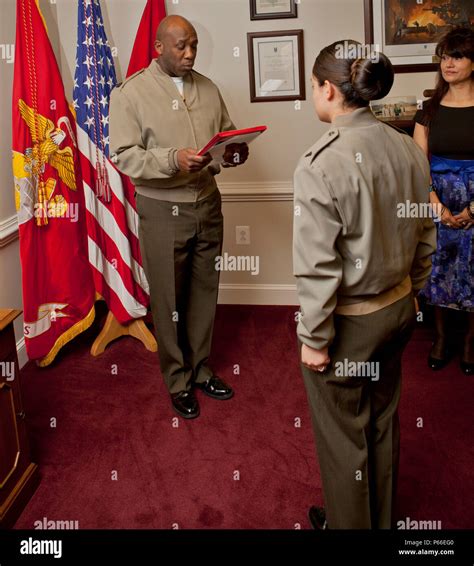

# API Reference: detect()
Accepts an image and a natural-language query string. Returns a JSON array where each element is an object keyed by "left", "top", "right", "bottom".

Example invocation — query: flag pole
[
  {"left": 91, "top": 293, "right": 156, "bottom": 356},
  {"left": 73, "top": 0, "right": 156, "bottom": 358},
  {"left": 90, "top": 0, "right": 166, "bottom": 357}
]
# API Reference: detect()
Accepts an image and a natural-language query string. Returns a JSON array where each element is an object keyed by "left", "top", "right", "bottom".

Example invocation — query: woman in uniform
[
  {"left": 413, "top": 27, "right": 474, "bottom": 375},
  {"left": 293, "top": 40, "right": 436, "bottom": 529}
]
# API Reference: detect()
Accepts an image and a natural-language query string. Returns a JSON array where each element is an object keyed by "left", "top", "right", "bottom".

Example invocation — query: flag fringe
[
  {"left": 34, "top": 0, "right": 48, "bottom": 32},
  {"left": 36, "top": 304, "right": 96, "bottom": 367}
]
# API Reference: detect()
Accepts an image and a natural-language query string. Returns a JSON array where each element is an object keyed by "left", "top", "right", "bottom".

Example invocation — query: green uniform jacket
[
  {"left": 109, "top": 59, "right": 235, "bottom": 202},
  {"left": 293, "top": 107, "right": 436, "bottom": 350}
]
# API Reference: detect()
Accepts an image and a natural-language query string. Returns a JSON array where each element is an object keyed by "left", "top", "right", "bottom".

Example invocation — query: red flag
[
  {"left": 127, "top": 0, "right": 166, "bottom": 77},
  {"left": 12, "top": 0, "right": 95, "bottom": 366}
]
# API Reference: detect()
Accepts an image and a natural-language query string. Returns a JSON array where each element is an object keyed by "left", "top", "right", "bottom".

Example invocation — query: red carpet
[{"left": 13, "top": 305, "right": 474, "bottom": 529}]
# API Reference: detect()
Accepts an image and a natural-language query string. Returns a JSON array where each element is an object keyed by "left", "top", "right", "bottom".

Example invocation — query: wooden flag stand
[{"left": 90, "top": 293, "right": 157, "bottom": 356}]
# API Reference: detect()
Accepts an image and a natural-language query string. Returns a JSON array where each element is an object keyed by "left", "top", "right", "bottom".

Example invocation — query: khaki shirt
[
  {"left": 109, "top": 60, "right": 236, "bottom": 202},
  {"left": 293, "top": 107, "right": 436, "bottom": 350}
]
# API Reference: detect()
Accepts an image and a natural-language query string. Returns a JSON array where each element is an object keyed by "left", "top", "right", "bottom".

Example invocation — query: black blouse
[{"left": 414, "top": 103, "right": 474, "bottom": 160}]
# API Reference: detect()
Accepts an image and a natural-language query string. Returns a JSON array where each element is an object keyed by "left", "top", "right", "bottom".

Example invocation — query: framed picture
[
  {"left": 364, "top": 0, "right": 474, "bottom": 73},
  {"left": 370, "top": 95, "right": 418, "bottom": 120},
  {"left": 247, "top": 30, "right": 305, "bottom": 103},
  {"left": 250, "top": 0, "right": 298, "bottom": 21}
]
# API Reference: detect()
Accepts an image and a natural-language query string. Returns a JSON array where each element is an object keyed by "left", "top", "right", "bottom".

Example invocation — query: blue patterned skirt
[{"left": 420, "top": 155, "right": 474, "bottom": 312}]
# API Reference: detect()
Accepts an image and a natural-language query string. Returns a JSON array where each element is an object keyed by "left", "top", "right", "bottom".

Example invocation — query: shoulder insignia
[{"left": 306, "top": 128, "right": 340, "bottom": 164}]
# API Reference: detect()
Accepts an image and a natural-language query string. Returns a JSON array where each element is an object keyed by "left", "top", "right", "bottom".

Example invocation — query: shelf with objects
[{"left": 373, "top": 90, "right": 435, "bottom": 135}]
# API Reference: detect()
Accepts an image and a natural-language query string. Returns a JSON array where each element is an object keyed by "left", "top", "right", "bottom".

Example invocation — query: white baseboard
[
  {"left": 14, "top": 290, "right": 295, "bottom": 368},
  {"left": 16, "top": 336, "right": 28, "bottom": 369},
  {"left": 218, "top": 283, "right": 298, "bottom": 305}
]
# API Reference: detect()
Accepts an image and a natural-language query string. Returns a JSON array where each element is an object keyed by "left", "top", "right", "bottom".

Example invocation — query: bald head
[
  {"left": 154, "top": 15, "right": 198, "bottom": 77},
  {"left": 156, "top": 15, "right": 196, "bottom": 42}
]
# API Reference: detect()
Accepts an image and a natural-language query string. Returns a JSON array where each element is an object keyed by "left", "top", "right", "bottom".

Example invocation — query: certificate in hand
[{"left": 197, "top": 125, "right": 267, "bottom": 162}]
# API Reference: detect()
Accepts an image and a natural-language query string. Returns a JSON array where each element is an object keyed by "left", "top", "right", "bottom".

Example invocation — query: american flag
[{"left": 73, "top": 0, "right": 149, "bottom": 323}]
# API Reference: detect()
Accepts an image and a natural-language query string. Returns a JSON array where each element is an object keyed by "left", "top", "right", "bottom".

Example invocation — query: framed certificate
[
  {"left": 250, "top": 0, "right": 298, "bottom": 20},
  {"left": 247, "top": 30, "right": 306, "bottom": 103}
]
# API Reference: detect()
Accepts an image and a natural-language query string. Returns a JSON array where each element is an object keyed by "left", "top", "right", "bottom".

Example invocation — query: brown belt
[{"left": 335, "top": 276, "right": 412, "bottom": 316}]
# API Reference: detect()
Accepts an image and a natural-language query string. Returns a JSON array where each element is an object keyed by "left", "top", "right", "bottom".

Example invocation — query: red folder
[{"left": 197, "top": 125, "right": 267, "bottom": 158}]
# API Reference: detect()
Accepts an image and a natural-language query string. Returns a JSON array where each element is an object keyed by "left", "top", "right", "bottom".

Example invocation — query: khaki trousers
[
  {"left": 301, "top": 292, "right": 416, "bottom": 529},
  {"left": 136, "top": 190, "right": 223, "bottom": 395}
]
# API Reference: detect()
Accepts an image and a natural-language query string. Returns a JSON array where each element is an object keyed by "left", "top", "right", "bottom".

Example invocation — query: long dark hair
[
  {"left": 421, "top": 27, "right": 474, "bottom": 127},
  {"left": 312, "top": 40, "right": 394, "bottom": 108}
]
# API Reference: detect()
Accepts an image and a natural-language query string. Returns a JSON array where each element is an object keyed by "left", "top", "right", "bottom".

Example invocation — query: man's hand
[
  {"left": 177, "top": 148, "right": 212, "bottom": 173},
  {"left": 222, "top": 143, "right": 249, "bottom": 168},
  {"left": 301, "top": 344, "right": 330, "bottom": 373}
]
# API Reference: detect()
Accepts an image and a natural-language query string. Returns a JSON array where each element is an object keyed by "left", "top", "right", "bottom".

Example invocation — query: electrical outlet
[{"left": 236, "top": 226, "right": 250, "bottom": 245}]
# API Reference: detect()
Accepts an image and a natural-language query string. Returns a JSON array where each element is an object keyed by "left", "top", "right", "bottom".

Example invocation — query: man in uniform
[{"left": 109, "top": 15, "right": 248, "bottom": 419}]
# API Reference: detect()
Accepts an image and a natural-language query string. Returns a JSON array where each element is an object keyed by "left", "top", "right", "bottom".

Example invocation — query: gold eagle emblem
[{"left": 18, "top": 99, "right": 77, "bottom": 190}]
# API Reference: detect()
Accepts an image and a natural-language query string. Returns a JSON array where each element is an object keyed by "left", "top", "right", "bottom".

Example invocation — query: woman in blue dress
[{"left": 414, "top": 27, "right": 474, "bottom": 375}]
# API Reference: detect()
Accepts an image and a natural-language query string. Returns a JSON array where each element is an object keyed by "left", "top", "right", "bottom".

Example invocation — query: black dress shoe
[
  {"left": 427, "top": 342, "right": 452, "bottom": 370},
  {"left": 308, "top": 506, "right": 328, "bottom": 530},
  {"left": 171, "top": 390, "right": 200, "bottom": 419},
  {"left": 195, "top": 375, "right": 234, "bottom": 400},
  {"left": 428, "top": 355, "right": 450, "bottom": 370},
  {"left": 460, "top": 360, "right": 474, "bottom": 375}
]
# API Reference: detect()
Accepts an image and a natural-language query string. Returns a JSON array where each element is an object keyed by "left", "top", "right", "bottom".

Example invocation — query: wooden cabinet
[
  {"left": 0, "top": 309, "right": 39, "bottom": 528},
  {"left": 378, "top": 118, "right": 415, "bottom": 136}
]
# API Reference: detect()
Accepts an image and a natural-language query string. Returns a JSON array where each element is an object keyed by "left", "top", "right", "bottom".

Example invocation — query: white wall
[
  {"left": 1, "top": 0, "right": 438, "bottom": 331},
  {"left": 0, "top": 0, "right": 25, "bottom": 353}
]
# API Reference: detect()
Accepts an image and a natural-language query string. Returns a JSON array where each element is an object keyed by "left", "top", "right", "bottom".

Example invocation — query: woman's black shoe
[
  {"left": 460, "top": 360, "right": 474, "bottom": 375},
  {"left": 427, "top": 341, "right": 451, "bottom": 370},
  {"left": 427, "top": 355, "right": 450, "bottom": 370}
]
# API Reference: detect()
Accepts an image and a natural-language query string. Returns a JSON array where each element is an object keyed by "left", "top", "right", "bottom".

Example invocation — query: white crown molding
[
  {"left": 0, "top": 214, "right": 19, "bottom": 248},
  {"left": 219, "top": 181, "right": 294, "bottom": 202},
  {"left": 218, "top": 283, "right": 298, "bottom": 306}
]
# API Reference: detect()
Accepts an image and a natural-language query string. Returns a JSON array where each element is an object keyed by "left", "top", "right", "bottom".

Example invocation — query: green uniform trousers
[
  {"left": 136, "top": 189, "right": 223, "bottom": 395},
  {"left": 300, "top": 292, "right": 416, "bottom": 529}
]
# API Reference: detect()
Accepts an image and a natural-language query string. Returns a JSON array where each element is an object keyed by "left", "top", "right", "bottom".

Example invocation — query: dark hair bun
[{"left": 350, "top": 54, "right": 394, "bottom": 101}]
